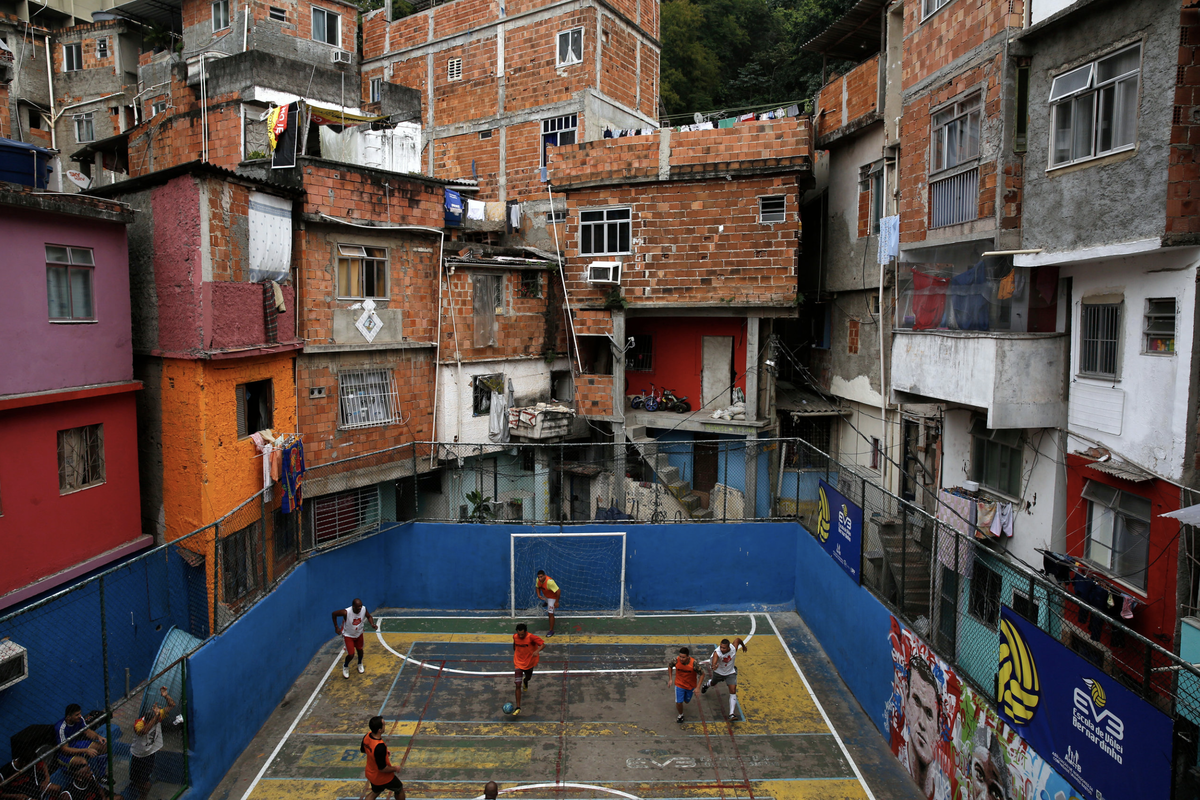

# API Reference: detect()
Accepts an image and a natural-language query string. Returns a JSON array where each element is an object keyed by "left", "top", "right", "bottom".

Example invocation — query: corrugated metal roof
[
  {"left": 777, "top": 382, "right": 848, "bottom": 416},
  {"left": 801, "top": 0, "right": 886, "bottom": 60},
  {"left": 1086, "top": 459, "right": 1153, "bottom": 483}
]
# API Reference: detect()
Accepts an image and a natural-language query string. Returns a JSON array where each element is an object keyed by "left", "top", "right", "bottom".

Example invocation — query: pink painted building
[{"left": 0, "top": 184, "right": 148, "bottom": 610}]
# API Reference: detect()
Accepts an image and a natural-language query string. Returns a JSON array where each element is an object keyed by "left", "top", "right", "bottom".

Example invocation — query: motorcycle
[{"left": 660, "top": 387, "right": 691, "bottom": 413}]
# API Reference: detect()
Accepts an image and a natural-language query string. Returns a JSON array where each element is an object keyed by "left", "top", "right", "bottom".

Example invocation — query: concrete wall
[
  {"left": 1020, "top": 0, "right": 1177, "bottom": 252},
  {"left": 436, "top": 357, "right": 567, "bottom": 444},
  {"left": 0, "top": 206, "right": 133, "bottom": 396}
]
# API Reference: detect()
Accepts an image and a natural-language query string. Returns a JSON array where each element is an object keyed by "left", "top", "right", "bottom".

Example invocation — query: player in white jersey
[
  {"left": 701, "top": 637, "right": 747, "bottom": 721},
  {"left": 333, "top": 598, "right": 377, "bottom": 679}
]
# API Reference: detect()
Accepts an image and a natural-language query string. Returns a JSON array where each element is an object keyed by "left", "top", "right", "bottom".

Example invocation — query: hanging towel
[
  {"left": 1121, "top": 596, "right": 1136, "bottom": 619},
  {"left": 261, "top": 443, "right": 273, "bottom": 502},
  {"left": 937, "top": 489, "right": 976, "bottom": 537},
  {"left": 739, "top": 113, "right": 755, "bottom": 122},
  {"left": 271, "top": 447, "right": 282, "bottom": 482},
  {"left": 911, "top": 269, "right": 949, "bottom": 330},
  {"left": 488, "top": 390, "right": 509, "bottom": 443},
  {"left": 786, "top": 104, "right": 801, "bottom": 117},
  {"left": 466, "top": 199, "right": 486, "bottom": 220},
  {"left": 976, "top": 501, "right": 998, "bottom": 536},
  {"left": 485, "top": 201, "right": 506, "bottom": 222},
  {"left": 718, "top": 118, "right": 736, "bottom": 128},
  {"left": 990, "top": 503, "right": 1014, "bottom": 537},
  {"left": 281, "top": 439, "right": 305, "bottom": 514}
]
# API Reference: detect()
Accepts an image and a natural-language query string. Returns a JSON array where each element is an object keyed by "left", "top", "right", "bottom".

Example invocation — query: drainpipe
[
  {"left": 879, "top": 158, "right": 889, "bottom": 491},
  {"left": 430, "top": 228, "right": 445, "bottom": 468},
  {"left": 46, "top": 39, "right": 57, "bottom": 190}
]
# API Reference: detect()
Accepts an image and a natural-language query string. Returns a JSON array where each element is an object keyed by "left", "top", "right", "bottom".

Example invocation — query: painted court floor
[{"left": 215, "top": 612, "right": 924, "bottom": 800}]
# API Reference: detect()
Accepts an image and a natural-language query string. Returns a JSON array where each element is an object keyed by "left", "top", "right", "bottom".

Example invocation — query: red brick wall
[
  {"left": 0, "top": 83, "right": 10, "bottom": 141},
  {"left": 639, "top": 45, "right": 659, "bottom": 119},
  {"left": 436, "top": 130, "right": 503, "bottom": 196},
  {"left": 560, "top": 173, "right": 800, "bottom": 307},
  {"left": 902, "top": 0, "right": 1022, "bottom": 91},
  {"left": 294, "top": 161, "right": 445, "bottom": 227},
  {"left": 572, "top": 309, "right": 613, "bottom": 336},
  {"left": 574, "top": 373, "right": 614, "bottom": 416},
  {"left": 504, "top": 9, "right": 599, "bottom": 114},
  {"left": 443, "top": 269, "right": 559, "bottom": 361},
  {"left": 505, "top": 119, "right": 546, "bottom": 200},
  {"left": 815, "top": 55, "right": 879, "bottom": 140},
  {"left": 601, "top": 15, "right": 638, "bottom": 110},
  {"left": 1169, "top": 4, "right": 1200, "bottom": 239},
  {"left": 435, "top": 38, "right": 499, "bottom": 123}
]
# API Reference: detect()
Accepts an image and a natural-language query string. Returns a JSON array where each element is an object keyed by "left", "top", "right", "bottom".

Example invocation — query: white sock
[{"left": 729, "top": 695, "right": 737, "bottom": 715}]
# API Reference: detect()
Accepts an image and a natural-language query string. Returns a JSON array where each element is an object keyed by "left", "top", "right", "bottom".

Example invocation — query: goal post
[{"left": 510, "top": 532, "right": 627, "bottom": 617}]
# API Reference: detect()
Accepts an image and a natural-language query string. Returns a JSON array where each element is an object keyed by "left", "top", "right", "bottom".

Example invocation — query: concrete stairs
[
  {"left": 875, "top": 515, "right": 931, "bottom": 620},
  {"left": 627, "top": 426, "right": 713, "bottom": 520}
]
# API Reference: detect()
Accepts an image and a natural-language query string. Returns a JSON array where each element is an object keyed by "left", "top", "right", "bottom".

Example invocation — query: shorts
[
  {"left": 344, "top": 634, "right": 365, "bottom": 654},
  {"left": 545, "top": 598, "right": 557, "bottom": 612},
  {"left": 370, "top": 776, "right": 404, "bottom": 793},
  {"left": 675, "top": 687, "right": 695, "bottom": 704},
  {"left": 709, "top": 670, "right": 737, "bottom": 686},
  {"left": 130, "top": 753, "right": 156, "bottom": 785},
  {"left": 514, "top": 667, "right": 535, "bottom": 684}
]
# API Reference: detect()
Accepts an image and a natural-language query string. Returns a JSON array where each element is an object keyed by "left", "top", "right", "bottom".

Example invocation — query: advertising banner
[
  {"left": 996, "top": 606, "right": 1173, "bottom": 800},
  {"left": 817, "top": 479, "right": 863, "bottom": 584}
]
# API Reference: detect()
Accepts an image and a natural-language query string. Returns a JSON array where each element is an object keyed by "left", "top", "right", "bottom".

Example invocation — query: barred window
[
  {"left": 313, "top": 485, "right": 380, "bottom": 544},
  {"left": 336, "top": 244, "right": 388, "bottom": 299},
  {"left": 221, "top": 521, "right": 260, "bottom": 602},
  {"left": 968, "top": 559, "right": 1001, "bottom": 627},
  {"left": 780, "top": 415, "right": 832, "bottom": 469},
  {"left": 338, "top": 370, "right": 400, "bottom": 429},
  {"left": 626, "top": 334, "right": 653, "bottom": 371},
  {"left": 518, "top": 270, "right": 542, "bottom": 299},
  {"left": 1080, "top": 302, "right": 1121, "bottom": 378},
  {"left": 473, "top": 373, "right": 505, "bottom": 416},
  {"left": 58, "top": 424, "right": 105, "bottom": 494},
  {"left": 1144, "top": 298, "right": 1175, "bottom": 354}
]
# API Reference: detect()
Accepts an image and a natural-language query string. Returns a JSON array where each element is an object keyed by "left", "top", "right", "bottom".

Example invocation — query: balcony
[{"left": 891, "top": 330, "right": 1068, "bottom": 429}]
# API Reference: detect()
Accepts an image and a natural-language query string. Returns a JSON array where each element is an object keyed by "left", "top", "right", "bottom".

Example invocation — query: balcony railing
[{"left": 929, "top": 167, "right": 979, "bottom": 228}]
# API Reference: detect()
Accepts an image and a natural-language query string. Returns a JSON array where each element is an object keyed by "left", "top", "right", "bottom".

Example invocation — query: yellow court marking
[
  {"left": 249, "top": 780, "right": 366, "bottom": 800},
  {"left": 758, "top": 779, "right": 870, "bottom": 800}
]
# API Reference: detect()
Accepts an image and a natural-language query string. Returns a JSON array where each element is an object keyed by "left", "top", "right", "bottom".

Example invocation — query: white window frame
[
  {"left": 96, "top": 37, "right": 109, "bottom": 58},
  {"left": 556, "top": 27, "right": 583, "bottom": 67},
  {"left": 1143, "top": 297, "right": 1176, "bottom": 355},
  {"left": 370, "top": 77, "right": 382, "bottom": 103},
  {"left": 580, "top": 207, "right": 632, "bottom": 256},
  {"left": 541, "top": 114, "right": 578, "bottom": 166},
  {"left": 63, "top": 42, "right": 82, "bottom": 72},
  {"left": 1079, "top": 301, "right": 1122, "bottom": 379},
  {"left": 1048, "top": 43, "right": 1140, "bottom": 169},
  {"left": 931, "top": 93, "right": 980, "bottom": 174},
  {"left": 447, "top": 57, "right": 462, "bottom": 82},
  {"left": 58, "top": 424, "right": 105, "bottom": 494},
  {"left": 212, "top": 0, "right": 230, "bottom": 31},
  {"left": 338, "top": 369, "right": 401, "bottom": 429},
  {"left": 312, "top": 6, "right": 340, "bottom": 47},
  {"left": 759, "top": 195, "right": 786, "bottom": 224},
  {"left": 336, "top": 244, "right": 388, "bottom": 300},
  {"left": 921, "top": 0, "right": 952, "bottom": 21},
  {"left": 1082, "top": 479, "right": 1151, "bottom": 591},
  {"left": 152, "top": 99, "right": 169, "bottom": 116},
  {"left": 46, "top": 245, "right": 96, "bottom": 321}
]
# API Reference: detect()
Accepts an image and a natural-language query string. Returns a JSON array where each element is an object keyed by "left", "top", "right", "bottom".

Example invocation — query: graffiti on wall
[{"left": 886, "top": 615, "right": 1080, "bottom": 800}]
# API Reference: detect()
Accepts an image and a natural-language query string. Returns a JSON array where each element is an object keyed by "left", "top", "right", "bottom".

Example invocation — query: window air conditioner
[
  {"left": 332, "top": 49, "right": 352, "bottom": 64},
  {"left": 0, "top": 640, "right": 28, "bottom": 692},
  {"left": 586, "top": 261, "right": 621, "bottom": 285}
]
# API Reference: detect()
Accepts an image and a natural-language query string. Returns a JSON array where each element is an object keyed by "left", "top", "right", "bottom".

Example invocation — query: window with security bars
[
  {"left": 96, "top": 38, "right": 108, "bottom": 58},
  {"left": 447, "top": 57, "right": 462, "bottom": 81},
  {"left": 236, "top": 380, "right": 273, "bottom": 438},
  {"left": 760, "top": 196, "right": 786, "bottom": 224},
  {"left": 970, "top": 419, "right": 1022, "bottom": 498},
  {"left": 518, "top": 270, "right": 542, "bottom": 299},
  {"left": 580, "top": 208, "right": 631, "bottom": 255},
  {"left": 1049, "top": 44, "right": 1140, "bottom": 168},
  {"left": 58, "top": 424, "right": 104, "bottom": 494},
  {"left": 1080, "top": 302, "right": 1121, "bottom": 377},
  {"left": 337, "top": 244, "right": 388, "bottom": 299},
  {"left": 541, "top": 114, "right": 577, "bottom": 166},
  {"left": 1011, "top": 590, "right": 1040, "bottom": 624},
  {"left": 968, "top": 559, "right": 1001, "bottom": 627},
  {"left": 338, "top": 370, "right": 400, "bottom": 429},
  {"left": 1082, "top": 479, "right": 1151, "bottom": 590},
  {"left": 313, "top": 486, "right": 380, "bottom": 544},
  {"left": 46, "top": 245, "right": 95, "bottom": 320},
  {"left": 780, "top": 415, "right": 832, "bottom": 469},
  {"left": 626, "top": 334, "right": 653, "bottom": 371},
  {"left": 557, "top": 28, "right": 583, "bottom": 66},
  {"left": 1144, "top": 298, "right": 1175, "bottom": 354},
  {"left": 221, "top": 521, "right": 260, "bottom": 603}
]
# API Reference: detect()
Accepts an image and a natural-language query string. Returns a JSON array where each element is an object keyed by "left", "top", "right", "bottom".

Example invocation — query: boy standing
[
  {"left": 667, "top": 647, "right": 704, "bottom": 723},
  {"left": 333, "top": 599, "right": 377, "bottom": 679}
]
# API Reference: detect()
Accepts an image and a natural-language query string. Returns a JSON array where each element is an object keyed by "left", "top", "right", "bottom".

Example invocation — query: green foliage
[
  {"left": 603, "top": 289, "right": 630, "bottom": 309},
  {"left": 465, "top": 490, "right": 497, "bottom": 522},
  {"left": 659, "top": 0, "right": 859, "bottom": 119}
]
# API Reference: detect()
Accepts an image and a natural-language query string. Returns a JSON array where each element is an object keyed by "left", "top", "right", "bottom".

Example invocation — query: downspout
[
  {"left": 546, "top": 182, "right": 580, "bottom": 373},
  {"left": 430, "top": 228, "right": 445, "bottom": 467},
  {"left": 199, "top": 53, "right": 208, "bottom": 162},
  {"left": 879, "top": 158, "right": 889, "bottom": 491},
  {"left": 243, "top": 0, "right": 250, "bottom": 51},
  {"left": 46, "top": 39, "right": 58, "bottom": 190}
]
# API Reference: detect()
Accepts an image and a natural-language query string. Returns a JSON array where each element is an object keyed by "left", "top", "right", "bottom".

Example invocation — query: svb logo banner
[
  {"left": 996, "top": 606, "right": 1173, "bottom": 800},
  {"left": 816, "top": 480, "right": 863, "bottom": 584}
]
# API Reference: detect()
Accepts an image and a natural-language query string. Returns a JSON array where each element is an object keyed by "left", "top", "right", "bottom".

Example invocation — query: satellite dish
[
  {"left": 693, "top": 112, "right": 704, "bottom": 124},
  {"left": 66, "top": 170, "right": 91, "bottom": 189}
]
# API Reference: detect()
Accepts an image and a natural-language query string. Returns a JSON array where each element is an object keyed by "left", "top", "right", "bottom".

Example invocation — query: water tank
[{"left": 0, "top": 137, "right": 55, "bottom": 188}]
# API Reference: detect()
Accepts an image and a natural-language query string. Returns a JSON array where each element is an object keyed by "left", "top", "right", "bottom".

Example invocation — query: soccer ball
[{"left": 503, "top": 702, "right": 515, "bottom": 715}]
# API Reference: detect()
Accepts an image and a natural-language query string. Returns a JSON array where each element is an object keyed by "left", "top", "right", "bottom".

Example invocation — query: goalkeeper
[{"left": 535, "top": 570, "right": 560, "bottom": 637}]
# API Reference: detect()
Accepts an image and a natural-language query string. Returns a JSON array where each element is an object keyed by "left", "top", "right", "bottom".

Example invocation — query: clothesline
[
  {"left": 250, "top": 430, "right": 306, "bottom": 514},
  {"left": 1039, "top": 548, "right": 1140, "bottom": 630}
]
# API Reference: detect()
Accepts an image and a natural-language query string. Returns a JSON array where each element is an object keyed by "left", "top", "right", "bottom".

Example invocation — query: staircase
[
  {"left": 626, "top": 427, "right": 714, "bottom": 520},
  {"left": 874, "top": 513, "right": 931, "bottom": 620}
]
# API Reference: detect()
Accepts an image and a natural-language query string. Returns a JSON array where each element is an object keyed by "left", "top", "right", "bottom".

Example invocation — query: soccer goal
[{"left": 510, "top": 532, "right": 627, "bottom": 617}]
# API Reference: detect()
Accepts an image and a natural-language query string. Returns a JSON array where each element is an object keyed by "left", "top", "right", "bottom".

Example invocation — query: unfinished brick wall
[
  {"left": 574, "top": 374, "right": 614, "bottom": 416},
  {"left": 1168, "top": 3, "right": 1200, "bottom": 240},
  {"left": 815, "top": 55, "right": 879, "bottom": 140},
  {"left": 572, "top": 309, "right": 614, "bottom": 336},
  {"left": 0, "top": 82, "right": 10, "bottom": 140},
  {"left": 294, "top": 160, "right": 445, "bottom": 227},
  {"left": 442, "top": 268, "right": 560, "bottom": 361},
  {"left": 435, "top": 130, "right": 502, "bottom": 196},
  {"left": 902, "top": 0, "right": 1023, "bottom": 91},
  {"left": 435, "top": 37, "right": 500, "bottom": 123},
  {"left": 125, "top": 69, "right": 245, "bottom": 175},
  {"left": 639, "top": 46, "right": 659, "bottom": 119},
  {"left": 600, "top": 15, "right": 638, "bottom": 110}
]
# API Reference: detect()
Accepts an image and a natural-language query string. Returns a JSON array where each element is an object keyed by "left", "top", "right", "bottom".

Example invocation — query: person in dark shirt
[
  {"left": 0, "top": 754, "right": 49, "bottom": 800},
  {"left": 51, "top": 758, "right": 103, "bottom": 800}
]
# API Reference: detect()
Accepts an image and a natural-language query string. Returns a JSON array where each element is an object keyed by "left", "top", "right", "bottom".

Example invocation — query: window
[
  {"left": 96, "top": 37, "right": 108, "bottom": 58},
  {"left": 779, "top": 416, "right": 832, "bottom": 469},
  {"left": 1080, "top": 302, "right": 1121, "bottom": 377},
  {"left": 312, "top": 7, "right": 340, "bottom": 46},
  {"left": 1144, "top": 298, "right": 1176, "bottom": 354},
  {"left": 921, "top": 0, "right": 951, "bottom": 20},
  {"left": 272, "top": 506, "right": 299, "bottom": 564},
  {"left": 369, "top": 77, "right": 382, "bottom": 103},
  {"left": 548, "top": 210, "right": 567, "bottom": 224},
  {"left": 760, "top": 195, "right": 786, "bottom": 224},
  {"left": 1011, "top": 590, "right": 1040, "bottom": 624},
  {"left": 212, "top": 0, "right": 230, "bottom": 31},
  {"left": 937, "top": 566, "right": 958, "bottom": 652},
  {"left": 472, "top": 274, "right": 503, "bottom": 347},
  {"left": 269, "top": 5, "right": 286, "bottom": 20},
  {"left": 46, "top": 245, "right": 95, "bottom": 320},
  {"left": 870, "top": 437, "right": 881, "bottom": 470},
  {"left": 447, "top": 57, "right": 462, "bottom": 81},
  {"left": 970, "top": 419, "right": 1022, "bottom": 498},
  {"left": 557, "top": 27, "right": 583, "bottom": 66},
  {"left": 541, "top": 114, "right": 577, "bottom": 166},
  {"left": 870, "top": 169, "right": 884, "bottom": 234},
  {"left": 220, "top": 522, "right": 260, "bottom": 603},
  {"left": 313, "top": 486, "right": 381, "bottom": 544},
  {"left": 518, "top": 270, "right": 542, "bottom": 299},
  {"left": 151, "top": 100, "right": 168, "bottom": 115},
  {"left": 338, "top": 370, "right": 400, "bottom": 429},
  {"left": 932, "top": 93, "right": 980, "bottom": 173},
  {"left": 63, "top": 42, "right": 82, "bottom": 71},
  {"left": 479, "top": 129, "right": 493, "bottom": 139},
  {"left": 336, "top": 244, "right": 388, "bottom": 299},
  {"left": 1049, "top": 44, "right": 1140, "bottom": 167},
  {"left": 73, "top": 113, "right": 94, "bottom": 143},
  {"left": 1082, "top": 479, "right": 1151, "bottom": 590},
  {"left": 627, "top": 334, "right": 653, "bottom": 371},
  {"left": 472, "top": 373, "right": 505, "bottom": 416},
  {"left": 236, "top": 380, "right": 273, "bottom": 438},
  {"left": 969, "top": 559, "right": 1002, "bottom": 626},
  {"left": 1014, "top": 65, "right": 1030, "bottom": 153},
  {"left": 58, "top": 424, "right": 104, "bottom": 494},
  {"left": 580, "top": 207, "right": 631, "bottom": 255}
]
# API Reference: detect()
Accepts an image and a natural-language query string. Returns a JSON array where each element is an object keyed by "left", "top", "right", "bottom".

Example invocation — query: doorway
[{"left": 701, "top": 336, "right": 734, "bottom": 410}]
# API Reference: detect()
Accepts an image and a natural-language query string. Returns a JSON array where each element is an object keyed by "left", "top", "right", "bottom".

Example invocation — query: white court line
[
  {"left": 238, "top": 648, "right": 344, "bottom": 800},
  {"left": 378, "top": 612, "right": 757, "bottom": 619},
  {"left": 765, "top": 613, "right": 877, "bottom": 800},
  {"left": 373, "top": 615, "right": 756, "bottom": 676},
  {"left": 476, "top": 783, "right": 643, "bottom": 800}
]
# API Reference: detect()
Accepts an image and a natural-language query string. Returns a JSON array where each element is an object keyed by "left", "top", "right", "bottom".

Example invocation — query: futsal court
[{"left": 235, "top": 612, "right": 881, "bottom": 800}]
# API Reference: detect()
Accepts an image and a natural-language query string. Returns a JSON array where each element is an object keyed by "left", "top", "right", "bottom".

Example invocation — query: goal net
[{"left": 510, "top": 532, "right": 627, "bottom": 617}]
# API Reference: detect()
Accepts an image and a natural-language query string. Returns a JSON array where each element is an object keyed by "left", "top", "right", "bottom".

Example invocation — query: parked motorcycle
[{"left": 660, "top": 387, "right": 691, "bottom": 413}]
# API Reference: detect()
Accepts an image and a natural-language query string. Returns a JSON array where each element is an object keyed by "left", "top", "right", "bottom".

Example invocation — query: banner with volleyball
[
  {"left": 816, "top": 480, "right": 862, "bottom": 584},
  {"left": 996, "top": 606, "right": 1173, "bottom": 800}
]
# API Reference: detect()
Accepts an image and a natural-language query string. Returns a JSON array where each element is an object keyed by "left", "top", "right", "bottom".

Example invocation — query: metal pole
[
  {"left": 181, "top": 658, "right": 191, "bottom": 789},
  {"left": 900, "top": 502, "right": 908, "bottom": 616},
  {"left": 99, "top": 575, "right": 114, "bottom": 799},
  {"left": 411, "top": 442, "right": 419, "bottom": 519}
]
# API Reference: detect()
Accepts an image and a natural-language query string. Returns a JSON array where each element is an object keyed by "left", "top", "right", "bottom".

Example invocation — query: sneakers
[
  {"left": 676, "top": 714, "right": 684, "bottom": 723},
  {"left": 342, "top": 665, "right": 350, "bottom": 679},
  {"left": 546, "top": 630, "right": 555, "bottom": 638},
  {"left": 728, "top": 713, "right": 738, "bottom": 722},
  {"left": 701, "top": 682, "right": 709, "bottom": 694},
  {"left": 512, "top": 707, "right": 521, "bottom": 716},
  {"left": 522, "top": 677, "right": 530, "bottom": 690},
  {"left": 358, "top": 663, "right": 365, "bottom": 674}
]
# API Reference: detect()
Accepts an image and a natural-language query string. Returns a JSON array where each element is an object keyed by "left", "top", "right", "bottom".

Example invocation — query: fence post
[
  {"left": 1144, "top": 640, "right": 1154, "bottom": 700},
  {"left": 900, "top": 500, "right": 908, "bottom": 616},
  {"left": 99, "top": 574, "right": 114, "bottom": 799},
  {"left": 181, "top": 657, "right": 191, "bottom": 789},
  {"left": 411, "top": 442, "right": 419, "bottom": 519}
]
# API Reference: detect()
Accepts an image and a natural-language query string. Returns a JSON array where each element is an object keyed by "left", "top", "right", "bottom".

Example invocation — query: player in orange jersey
[
  {"left": 668, "top": 646, "right": 705, "bottom": 723},
  {"left": 535, "top": 570, "right": 560, "bottom": 637},
  {"left": 512, "top": 623, "right": 546, "bottom": 716}
]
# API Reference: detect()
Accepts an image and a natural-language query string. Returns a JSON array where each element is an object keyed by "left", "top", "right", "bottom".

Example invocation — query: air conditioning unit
[
  {"left": 586, "top": 261, "right": 621, "bottom": 285},
  {"left": 0, "top": 640, "right": 28, "bottom": 692},
  {"left": 332, "top": 49, "right": 352, "bottom": 64}
]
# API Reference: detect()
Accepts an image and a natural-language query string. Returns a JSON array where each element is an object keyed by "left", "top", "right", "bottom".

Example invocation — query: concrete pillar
[
  {"left": 534, "top": 447, "right": 552, "bottom": 522},
  {"left": 745, "top": 316, "right": 759, "bottom": 420},
  {"left": 611, "top": 309, "right": 627, "bottom": 510},
  {"left": 744, "top": 436, "right": 757, "bottom": 520}
]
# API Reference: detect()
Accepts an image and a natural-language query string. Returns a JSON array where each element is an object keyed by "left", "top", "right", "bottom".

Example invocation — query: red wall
[
  {"left": 624, "top": 317, "right": 748, "bottom": 408},
  {"left": 1063, "top": 453, "right": 1180, "bottom": 647},
  {"left": 0, "top": 392, "right": 143, "bottom": 599}
]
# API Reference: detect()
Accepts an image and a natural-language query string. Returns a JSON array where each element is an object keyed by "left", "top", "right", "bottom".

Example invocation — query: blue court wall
[{"left": 792, "top": 522, "right": 894, "bottom": 735}]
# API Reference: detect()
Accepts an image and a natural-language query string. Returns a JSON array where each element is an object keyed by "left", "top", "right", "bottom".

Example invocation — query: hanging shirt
[{"left": 281, "top": 439, "right": 305, "bottom": 514}]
